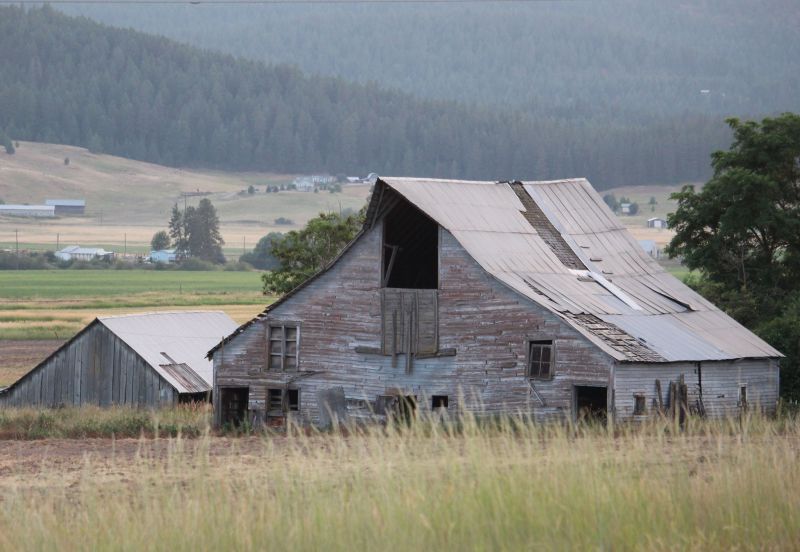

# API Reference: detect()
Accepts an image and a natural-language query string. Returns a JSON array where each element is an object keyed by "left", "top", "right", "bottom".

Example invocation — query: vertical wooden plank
[
  {"left": 281, "top": 324, "right": 286, "bottom": 371},
  {"left": 131, "top": 355, "right": 140, "bottom": 407},
  {"left": 101, "top": 330, "right": 112, "bottom": 407},
  {"left": 137, "top": 362, "right": 146, "bottom": 406},
  {"left": 126, "top": 348, "right": 135, "bottom": 405},
  {"left": 112, "top": 341, "right": 119, "bottom": 404}
]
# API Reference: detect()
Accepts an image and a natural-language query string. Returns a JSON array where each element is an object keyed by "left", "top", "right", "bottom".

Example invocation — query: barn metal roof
[
  {"left": 377, "top": 177, "right": 781, "bottom": 362},
  {"left": 99, "top": 311, "right": 237, "bottom": 393},
  {"left": 209, "top": 177, "right": 781, "bottom": 363}
]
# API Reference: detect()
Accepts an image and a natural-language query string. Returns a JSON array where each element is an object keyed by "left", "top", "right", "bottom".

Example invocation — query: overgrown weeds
[
  {"left": 0, "top": 412, "right": 797, "bottom": 550},
  {"left": 0, "top": 404, "right": 210, "bottom": 439}
]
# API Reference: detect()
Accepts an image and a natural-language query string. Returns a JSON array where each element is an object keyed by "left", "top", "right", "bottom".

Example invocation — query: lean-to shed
[
  {"left": 209, "top": 178, "right": 781, "bottom": 427},
  {"left": 0, "top": 311, "right": 237, "bottom": 408}
]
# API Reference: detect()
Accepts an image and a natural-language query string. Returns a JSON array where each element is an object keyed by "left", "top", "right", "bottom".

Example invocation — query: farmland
[
  {"left": 0, "top": 141, "right": 372, "bottom": 257},
  {"left": 0, "top": 413, "right": 797, "bottom": 550},
  {"left": 0, "top": 269, "right": 268, "bottom": 386}
]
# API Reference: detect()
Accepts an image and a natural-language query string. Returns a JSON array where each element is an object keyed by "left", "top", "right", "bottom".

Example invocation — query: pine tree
[{"left": 168, "top": 204, "right": 186, "bottom": 254}]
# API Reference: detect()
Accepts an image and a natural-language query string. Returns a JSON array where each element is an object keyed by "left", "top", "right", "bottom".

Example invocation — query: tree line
[{"left": 0, "top": 6, "right": 735, "bottom": 189}]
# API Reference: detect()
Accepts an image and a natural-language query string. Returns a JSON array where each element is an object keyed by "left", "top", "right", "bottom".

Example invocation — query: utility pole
[
  {"left": 15, "top": 229, "right": 19, "bottom": 270},
  {"left": 56, "top": 232, "right": 59, "bottom": 251},
  {"left": 243, "top": 236, "right": 246, "bottom": 255},
  {"left": 124, "top": 233, "right": 127, "bottom": 256}
]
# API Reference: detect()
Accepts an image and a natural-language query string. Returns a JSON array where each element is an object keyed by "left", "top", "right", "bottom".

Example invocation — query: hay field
[{"left": 0, "top": 413, "right": 797, "bottom": 551}]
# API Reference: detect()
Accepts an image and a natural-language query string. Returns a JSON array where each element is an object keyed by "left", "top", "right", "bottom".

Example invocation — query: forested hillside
[
  {"left": 62, "top": 1, "right": 800, "bottom": 118},
  {"left": 0, "top": 6, "right": 746, "bottom": 187}
]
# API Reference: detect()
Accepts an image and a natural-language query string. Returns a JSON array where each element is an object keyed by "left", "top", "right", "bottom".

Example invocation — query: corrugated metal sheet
[
  {"left": 100, "top": 312, "right": 237, "bottom": 393},
  {"left": 381, "top": 177, "right": 782, "bottom": 362}
]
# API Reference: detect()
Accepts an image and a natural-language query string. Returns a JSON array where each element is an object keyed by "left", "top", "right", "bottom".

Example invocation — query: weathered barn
[
  {"left": 209, "top": 178, "right": 781, "bottom": 427},
  {"left": 0, "top": 311, "right": 237, "bottom": 408}
]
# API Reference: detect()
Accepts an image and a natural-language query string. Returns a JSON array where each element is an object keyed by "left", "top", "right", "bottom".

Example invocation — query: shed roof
[
  {"left": 210, "top": 177, "right": 780, "bottom": 363},
  {"left": 99, "top": 311, "right": 237, "bottom": 393}
]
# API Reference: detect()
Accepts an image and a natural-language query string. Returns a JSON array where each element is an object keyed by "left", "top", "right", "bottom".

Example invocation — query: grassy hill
[{"left": 0, "top": 141, "right": 371, "bottom": 254}]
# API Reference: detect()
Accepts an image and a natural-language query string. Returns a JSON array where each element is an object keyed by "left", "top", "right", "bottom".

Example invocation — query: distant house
[
  {"left": 45, "top": 199, "right": 86, "bottom": 215},
  {"left": 0, "top": 312, "right": 238, "bottom": 408},
  {"left": 150, "top": 249, "right": 177, "bottom": 264},
  {"left": 0, "top": 204, "right": 55, "bottom": 218},
  {"left": 620, "top": 203, "right": 632, "bottom": 215},
  {"left": 638, "top": 239, "right": 660, "bottom": 259},
  {"left": 293, "top": 177, "right": 315, "bottom": 192},
  {"left": 55, "top": 245, "right": 114, "bottom": 262},
  {"left": 647, "top": 217, "right": 667, "bottom": 229}
]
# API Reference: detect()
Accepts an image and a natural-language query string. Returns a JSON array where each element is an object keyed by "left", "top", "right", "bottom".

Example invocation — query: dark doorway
[
  {"left": 220, "top": 387, "right": 249, "bottom": 427},
  {"left": 382, "top": 201, "right": 438, "bottom": 289},
  {"left": 574, "top": 385, "right": 608, "bottom": 423},
  {"left": 385, "top": 395, "right": 417, "bottom": 425}
]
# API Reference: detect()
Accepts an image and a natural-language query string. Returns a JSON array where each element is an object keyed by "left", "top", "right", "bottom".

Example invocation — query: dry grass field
[
  {"left": 0, "top": 141, "right": 371, "bottom": 254},
  {"left": 0, "top": 411, "right": 796, "bottom": 550}
]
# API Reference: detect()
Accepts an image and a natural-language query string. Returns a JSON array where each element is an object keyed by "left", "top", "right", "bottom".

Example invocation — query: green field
[
  {"left": 0, "top": 270, "right": 269, "bottom": 343},
  {"left": 0, "top": 269, "right": 264, "bottom": 301}
]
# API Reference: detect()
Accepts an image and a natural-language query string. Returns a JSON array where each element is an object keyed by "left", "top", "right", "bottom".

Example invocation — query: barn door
[{"left": 381, "top": 289, "right": 438, "bottom": 357}]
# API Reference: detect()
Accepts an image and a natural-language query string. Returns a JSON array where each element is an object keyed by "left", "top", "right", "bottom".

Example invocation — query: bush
[{"left": 177, "top": 257, "right": 217, "bottom": 271}]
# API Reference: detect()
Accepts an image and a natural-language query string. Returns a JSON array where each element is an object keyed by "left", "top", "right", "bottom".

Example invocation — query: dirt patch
[
  {"left": 0, "top": 339, "right": 62, "bottom": 386},
  {"left": 0, "top": 436, "right": 274, "bottom": 489}
]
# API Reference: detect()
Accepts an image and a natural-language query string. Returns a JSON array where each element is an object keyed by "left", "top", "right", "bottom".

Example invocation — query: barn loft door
[{"left": 381, "top": 289, "right": 438, "bottom": 361}]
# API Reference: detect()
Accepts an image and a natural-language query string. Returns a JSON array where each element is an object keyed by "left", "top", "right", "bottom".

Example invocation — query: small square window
[
  {"left": 527, "top": 340, "right": 554, "bottom": 379},
  {"left": 432, "top": 395, "right": 449, "bottom": 410},
  {"left": 633, "top": 394, "right": 646, "bottom": 415}
]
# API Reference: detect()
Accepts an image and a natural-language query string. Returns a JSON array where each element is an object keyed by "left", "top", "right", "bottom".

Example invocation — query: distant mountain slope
[
  {"left": 0, "top": 6, "right": 730, "bottom": 188},
  {"left": 62, "top": 1, "right": 800, "bottom": 119}
]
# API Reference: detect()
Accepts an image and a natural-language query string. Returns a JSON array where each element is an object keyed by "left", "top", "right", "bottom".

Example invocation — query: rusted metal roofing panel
[
  {"left": 159, "top": 363, "right": 211, "bottom": 394},
  {"left": 377, "top": 177, "right": 782, "bottom": 362},
  {"left": 99, "top": 312, "right": 237, "bottom": 394}
]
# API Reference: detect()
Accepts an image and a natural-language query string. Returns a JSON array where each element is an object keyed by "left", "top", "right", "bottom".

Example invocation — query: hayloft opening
[
  {"left": 382, "top": 202, "right": 438, "bottom": 289},
  {"left": 574, "top": 385, "right": 608, "bottom": 423}
]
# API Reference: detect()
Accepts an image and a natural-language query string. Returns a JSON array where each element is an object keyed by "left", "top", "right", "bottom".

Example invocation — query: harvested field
[{"left": 0, "top": 340, "right": 63, "bottom": 387}]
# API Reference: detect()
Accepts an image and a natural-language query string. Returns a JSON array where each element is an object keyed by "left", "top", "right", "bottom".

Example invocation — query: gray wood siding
[
  {"left": 0, "top": 322, "right": 178, "bottom": 408},
  {"left": 215, "top": 226, "right": 615, "bottom": 425},
  {"left": 614, "top": 358, "right": 779, "bottom": 419}
]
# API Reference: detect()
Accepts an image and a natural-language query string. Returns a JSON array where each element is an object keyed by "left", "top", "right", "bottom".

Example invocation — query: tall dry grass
[{"left": 0, "top": 412, "right": 797, "bottom": 551}]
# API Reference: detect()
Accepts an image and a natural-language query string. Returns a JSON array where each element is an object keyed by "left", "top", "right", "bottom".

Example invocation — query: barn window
[
  {"left": 633, "top": 394, "right": 646, "bottom": 415},
  {"left": 267, "top": 324, "right": 299, "bottom": 371},
  {"left": 432, "top": 395, "right": 449, "bottom": 410},
  {"left": 267, "top": 388, "right": 283, "bottom": 412},
  {"left": 382, "top": 201, "right": 438, "bottom": 289},
  {"left": 287, "top": 389, "right": 300, "bottom": 412},
  {"left": 267, "top": 388, "right": 300, "bottom": 415},
  {"left": 527, "top": 340, "right": 554, "bottom": 379}
]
